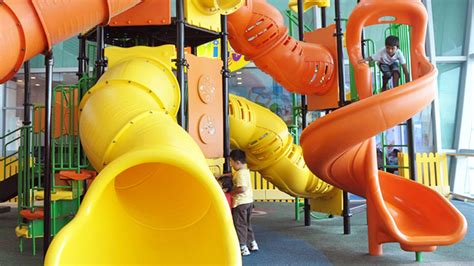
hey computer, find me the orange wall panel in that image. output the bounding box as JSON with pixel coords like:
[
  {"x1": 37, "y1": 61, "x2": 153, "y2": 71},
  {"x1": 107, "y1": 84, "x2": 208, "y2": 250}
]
[
  {"x1": 110, "y1": 0, "x2": 171, "y2": 26},
  {"x1": 187, "y1": 55, "x2": 224, "y2": 158}
]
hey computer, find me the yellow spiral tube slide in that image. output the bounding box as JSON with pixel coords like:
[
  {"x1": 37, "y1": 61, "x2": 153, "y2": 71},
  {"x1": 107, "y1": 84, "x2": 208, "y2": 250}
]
[
  {"x1": 229, "y1": 94, "x2": 337, "y2": 200},
  {"x1": 45, "y1": 46, "x2": 240, "y2": 265}
]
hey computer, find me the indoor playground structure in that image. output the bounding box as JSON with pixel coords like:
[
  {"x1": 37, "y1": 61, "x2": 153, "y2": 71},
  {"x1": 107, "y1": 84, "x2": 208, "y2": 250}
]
[{"x1": 0, "y1": 0, "x2": 468, "y2": 264}]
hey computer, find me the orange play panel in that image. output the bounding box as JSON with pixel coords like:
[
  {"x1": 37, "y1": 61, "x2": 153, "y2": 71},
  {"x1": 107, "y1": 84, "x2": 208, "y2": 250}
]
[
  {"x1": 187, "y1": 54, "x2": 224, "y2": 158},
  {"x1": 33, "y1": 90, "x2": 79, "y2": 138},
  {"x1": 109, "y1": 0, "x2": 171, "y2": 26}
]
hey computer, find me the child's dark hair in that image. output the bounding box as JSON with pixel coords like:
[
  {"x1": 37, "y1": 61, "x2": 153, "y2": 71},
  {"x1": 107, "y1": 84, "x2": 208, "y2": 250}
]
[
  {"x1": 385, "y1": 35, "x2": 399, "y2": 47},
  {"x1": 219, "y1": 176, "x2": 233, "y2": 191},
  {"x1": 230, "y1": 149, "x2": 247, "y2": 164}
]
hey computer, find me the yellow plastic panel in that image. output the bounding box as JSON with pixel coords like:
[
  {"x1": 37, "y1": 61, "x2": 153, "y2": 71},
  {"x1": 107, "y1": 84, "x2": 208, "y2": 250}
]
[
  {"x1": 185, "y1": 0, "x2": 244, "y2": 32},
  {"x1": 310, "y1": 189, "x2": 343, "y2": 216},
  {"x1": 288, "y1": 0, "x2": 330, "y2": 13},
  {"x1": 207, "y1": 157, "x2": 225, "y2": 177},
  {"x1": 35, "y1": 190, "x2": 74, "y2": 201},
  {"x1": 15, "y1": 226, "x2": 29, "y2": 238},
  {"x1": 197, "y1": 39, "x2": 250, "y2": 72}
]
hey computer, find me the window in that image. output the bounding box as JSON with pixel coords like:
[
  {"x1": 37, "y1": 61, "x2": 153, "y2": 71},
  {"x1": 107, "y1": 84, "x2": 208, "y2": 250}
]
[
  {"x1": 229, "y1": 68, "x2": 298, "y2": 126},
  {"x1": 437, "y1": 63, "x2": 462, "y2": 149},
  {"x1": 432, "y1": 0, "x2": 469, "y2": 56},
  {"x1": 29, "y1": 37, "x2": 79, "y2": 69}
]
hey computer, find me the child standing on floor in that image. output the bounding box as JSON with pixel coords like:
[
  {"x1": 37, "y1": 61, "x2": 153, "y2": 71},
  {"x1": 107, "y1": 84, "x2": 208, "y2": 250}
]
[
  {"x1": 360, "y1": 35, "x2": 410, "y2": 91},
  {"x1": 218, "y1": 175, "x2": 233, "y2": 209},
  {"x1": 229, "y1": 149, "x2": 259, "y2": 256}
]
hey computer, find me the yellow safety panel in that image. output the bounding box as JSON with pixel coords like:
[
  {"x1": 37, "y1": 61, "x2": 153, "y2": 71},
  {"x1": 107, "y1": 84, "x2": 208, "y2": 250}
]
[
  {"x1": 310, "y1": 189, "x2": 343, "y2": 216},
  {"x1": 185, "y1": 0, "x2": 244, "y2": 32},
  {"x1": 207, "y1": 157, "x2": 226, "y2": 177},
  {"x1": 399, "y1": 152, "x2": 450, "y2": 198},
  {"x1": 289, "y1": 0, "x2": 330, "y2": 13},
  {"x1": 416, "y1": 153, "x2": 450, "y2": 197},
  {"x1": 197, "y1": 39, "x2": 250, "y2": 72},
  {"x1": 15, "y1": 226, "x2": 29, "y2": 238},
  {"x1": 35, "y1": 190, "x2": 74, "y2": 201},
  {"x1": 1, "y1": 157, "x2": 20, "y2": 203}
]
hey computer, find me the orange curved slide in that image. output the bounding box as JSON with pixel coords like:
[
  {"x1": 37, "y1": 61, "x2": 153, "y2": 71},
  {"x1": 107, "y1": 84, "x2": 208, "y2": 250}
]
[
  {"x1": 0, "y1": 0, "x2": 142, "y2": 83},
  {"x1": 227, "y1": 0, "x2": 335, "y2": 95},
  {"x1": 301, "y1": 0, "x2": 467, "y2": 255}
]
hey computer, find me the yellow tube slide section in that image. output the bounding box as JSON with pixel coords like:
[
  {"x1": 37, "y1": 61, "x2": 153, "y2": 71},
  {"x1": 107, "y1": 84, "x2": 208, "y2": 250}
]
[
  {"x1": 229, "y1": 94, "x2": 334, "y2": 198},
  {"x1": 0, "y1": 0, "x2": 142, "y2": 83},
  {"x1": 45, "y1": 46, "x2": 240, "y2": 265}
]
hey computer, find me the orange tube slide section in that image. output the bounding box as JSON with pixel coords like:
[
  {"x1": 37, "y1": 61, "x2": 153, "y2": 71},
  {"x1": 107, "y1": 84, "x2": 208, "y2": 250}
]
[
  {"x1": 300, "y1": 0, "x2": 466, "y2": 255},
  {"x1": 0, "y1": 0, "x2": 141, "y2": 83},
  {"x1": 227, "y1": 0, "x2": 334, "y2": 95}
]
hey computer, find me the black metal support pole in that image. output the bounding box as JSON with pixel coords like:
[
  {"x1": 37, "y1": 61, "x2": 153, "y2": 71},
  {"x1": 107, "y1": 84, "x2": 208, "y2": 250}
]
[
  {"x1": 407, "y1": 118, "x2": 416, "y2": 181},
  {"x1": 321, "y1": 7, "x2": 327, "y2": 28},
  {"x1": 343, "y1": 191, "x2": 351, "y2": 234},
  {"x1": 77, "y1": 34, "x2": 88, "y2": 80},
  {"x1": 297, "y1": 0, "x2": 305, "y2": 41},
  {"x1": 357, "y1": 0, "x2": 365, "y2": 59},
  {"x1": 176, "y1": 0, "x2": 187, "y2": 129},
  {"x1": 23, "y1": 61, "x2": 32, "y2": 207},
  {"x1": 191, "y1": 46, "x2": 197, "y2": 55},
  {"x1": 95, "y1": 26, "x2": 106, "y2": 78},
  {"x1": 296, "y1": 0, "x2": 311, "y2": 227},
  {"x1": 221, "y1": 15, "x2": 231, "y2": 174},
  {"x1": 23, "y1": 62, "x2": 32, "y2": 126},
  {"x1": 334, "y1": 0, "x2": 352, "y2": 234},
  {"x1": 43, "y1": 52, "x2": 54, "y2": 257},
  {"x1": 77, "y1": 34, "x2": 89, "y2": 197},
  {"x1": 334, "y1": 0, "x2": 346, "y2": 108}
]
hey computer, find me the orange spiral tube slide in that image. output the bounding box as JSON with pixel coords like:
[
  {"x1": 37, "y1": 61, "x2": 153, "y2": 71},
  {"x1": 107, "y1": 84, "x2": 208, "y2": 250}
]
[
  {"x1": 0, "y1": 0, "x2": 142, "y2": 83},
  {"x1": 227, "y1": 0, "x2": 335, "y2": 95},
  {"x1": 301, "y1": 0, "x2": 466, "y2": 255}
]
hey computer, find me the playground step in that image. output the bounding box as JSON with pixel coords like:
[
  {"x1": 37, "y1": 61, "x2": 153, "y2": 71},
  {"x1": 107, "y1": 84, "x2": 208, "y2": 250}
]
[
  {"x1": 15, "y1": 225, "x2": 31, "y2": 238},
  {"x1": 59, "y1": 169, "x2": 97, "y2": 181},
  {"x1": 35, "y1": 190, "x2": 75, "y2": 201},
  {"x1": 19, "y1": 208, "x2": 44, "y2": 220}
]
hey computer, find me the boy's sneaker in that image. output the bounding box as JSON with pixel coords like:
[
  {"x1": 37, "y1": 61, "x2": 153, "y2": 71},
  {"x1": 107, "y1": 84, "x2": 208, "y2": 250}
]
[
  {"x1": 248, "y1": 241, "x2": 259, "y2": 252},
  {"x1": 240, "y1": 245, "x2": 250, "y2": 256}
]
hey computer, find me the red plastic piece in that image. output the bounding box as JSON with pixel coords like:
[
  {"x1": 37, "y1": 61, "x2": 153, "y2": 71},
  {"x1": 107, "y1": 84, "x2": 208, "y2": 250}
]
[
  {"x1": 59, "y1": 170, "x2": 97, "y2": 181},
  {"x1": 20, "y1": 208, "x2": 44, "y2": 220}
]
